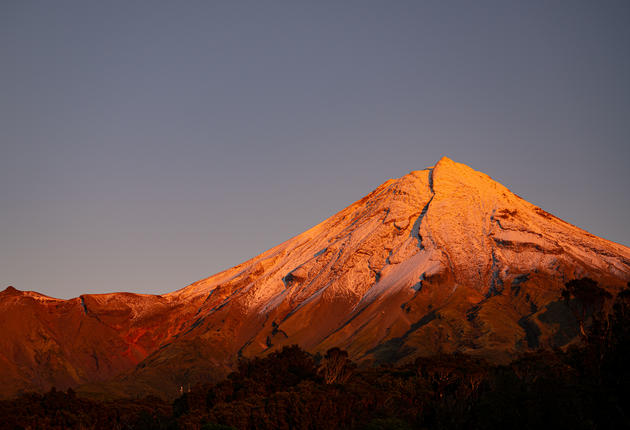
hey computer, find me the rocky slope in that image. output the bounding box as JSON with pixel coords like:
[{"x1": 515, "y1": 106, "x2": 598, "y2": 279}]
[
  {"x1": 0, "y1": 287, "x2": 203, "y2": 398},
  {"x1": 2, "y1": 157, "x2": 629, "y2": 399}
]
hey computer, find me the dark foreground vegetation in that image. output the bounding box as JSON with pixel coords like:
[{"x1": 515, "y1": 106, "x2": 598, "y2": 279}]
[{"x1": 2, "y1": 279, "x2": 629, "y2": 430}]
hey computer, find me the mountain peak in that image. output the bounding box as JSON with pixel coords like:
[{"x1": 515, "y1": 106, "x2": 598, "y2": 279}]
[
  {"x1": 404, "y1": 157, "x2": 493, "y2": 197},
  {"x1": 406, "y1": 155, "x2": 455, "y2": 178},
  {"x1": 1, "y1": 286, "x2": 19, "y2": 295},
  {"x1": 434, "y1": 155, "x2": 455, "y2": 167}
]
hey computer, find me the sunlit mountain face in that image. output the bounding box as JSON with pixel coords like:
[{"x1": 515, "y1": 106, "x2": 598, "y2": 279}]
[{"x1": 1, "y1": 157, "x2": 629, "y2": 401}]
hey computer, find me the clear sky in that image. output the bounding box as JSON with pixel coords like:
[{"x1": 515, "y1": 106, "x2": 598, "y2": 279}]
[{"x1": 1, "y1": 1, "x2": 629, "y2": 299}]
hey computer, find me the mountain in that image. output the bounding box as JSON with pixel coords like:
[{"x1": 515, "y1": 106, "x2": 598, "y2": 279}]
[{"x1": 2, "y1": 157, "x2": 629, "y2": 400}]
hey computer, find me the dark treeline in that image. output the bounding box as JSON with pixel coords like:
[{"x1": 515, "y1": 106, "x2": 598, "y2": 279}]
[{"x1": 2, "y1": 278, "x2": 629, "y2": 430}]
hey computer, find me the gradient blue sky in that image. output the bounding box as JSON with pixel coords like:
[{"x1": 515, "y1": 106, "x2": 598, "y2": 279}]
[{"x1": 1, "y1": 1, "x2": 629, "y2": 299}]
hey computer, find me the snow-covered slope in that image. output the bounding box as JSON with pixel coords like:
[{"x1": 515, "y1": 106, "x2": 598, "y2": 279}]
[
  {"x1": 117, "y1": 157, "x2": 629, "y2": 397},
  {"x1": 170, "y1": 157, "x2": 628, "y2": 307},
  {"x1": 2, "y1": 157, "x2": 629, "y2": 399}
]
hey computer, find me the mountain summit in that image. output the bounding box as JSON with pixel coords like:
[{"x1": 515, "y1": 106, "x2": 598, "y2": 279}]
[{"x1": 2, "y1": 157, "x2": 629, "y2": 399}]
